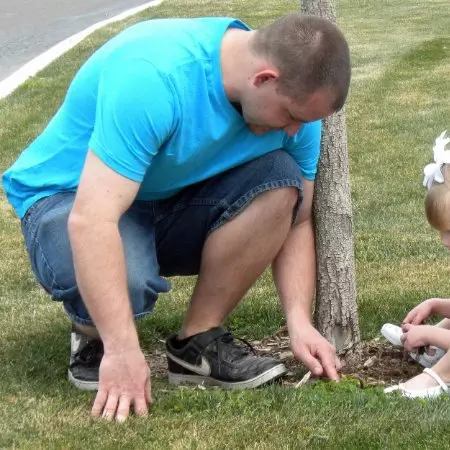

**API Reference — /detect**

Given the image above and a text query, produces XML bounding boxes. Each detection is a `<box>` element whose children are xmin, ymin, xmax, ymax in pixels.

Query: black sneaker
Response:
<box><xmin>67</xmin><ymin>327</ymin><xmax>103</xmax><ymax>391</ymax></box>
<box><xmin>166</xmin><ymin>327</ymin><xmax>287</xmax><ymax>389</ymax></box>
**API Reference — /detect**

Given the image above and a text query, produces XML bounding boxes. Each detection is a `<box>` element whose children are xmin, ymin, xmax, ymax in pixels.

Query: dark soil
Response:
<box><xmin>253</xmin><ymin>334</ymin><xmax>422</xmax><ymax>387</ymax></box>
<box><xmin>145</xmin><ymin>332</ymin><xmax>422</xmax><ymax>387</ymax></box>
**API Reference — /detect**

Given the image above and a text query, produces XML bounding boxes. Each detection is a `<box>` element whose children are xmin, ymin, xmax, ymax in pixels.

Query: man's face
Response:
<box><xmin>240</xmin><ymin>71</ymin><xmax>334</xmax><ymax>137</ymax></box>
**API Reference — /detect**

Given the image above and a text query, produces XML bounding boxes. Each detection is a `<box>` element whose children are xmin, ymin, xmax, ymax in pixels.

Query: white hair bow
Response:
<box><xmin>423</xmin><ymin>131</ymin><xmax>450</xmax><ymax>190</ymax></box>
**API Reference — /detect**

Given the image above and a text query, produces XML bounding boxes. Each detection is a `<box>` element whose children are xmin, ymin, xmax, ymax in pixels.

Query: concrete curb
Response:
<box><xmin>0</xmin><ymin>0</ymin><xmax>164</xmax><ymax>100</ymax></box>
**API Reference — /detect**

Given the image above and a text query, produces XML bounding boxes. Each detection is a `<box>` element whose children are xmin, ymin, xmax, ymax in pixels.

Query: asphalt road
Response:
<box><xmin>0</xmin><ymin>0</ymin><xmax>152</xmax><ymax>81</ymax></box>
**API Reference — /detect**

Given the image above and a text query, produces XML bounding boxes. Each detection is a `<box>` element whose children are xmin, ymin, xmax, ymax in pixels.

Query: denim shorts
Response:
<box><xmin>20</xmin><ymin>149</ymin><xmax>303</xmax><ymax>326</ymax></box>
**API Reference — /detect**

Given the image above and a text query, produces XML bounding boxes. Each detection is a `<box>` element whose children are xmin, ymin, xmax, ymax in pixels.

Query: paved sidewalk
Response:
<box><xmin>0</xmin><ymin>0</ymin><xmax>157</xmax><ymax>81</ymax></box>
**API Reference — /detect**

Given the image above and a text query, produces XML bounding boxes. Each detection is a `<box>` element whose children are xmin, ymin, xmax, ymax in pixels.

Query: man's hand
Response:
<box><xmin>289</xmin><ymin>323</ymin><xmax>341</xmax><ymax>381</ymax></box>
<box><xmin>92</xmin><ymin>348</ymin><xmax>151</xmax><ymax>422</ymax></box>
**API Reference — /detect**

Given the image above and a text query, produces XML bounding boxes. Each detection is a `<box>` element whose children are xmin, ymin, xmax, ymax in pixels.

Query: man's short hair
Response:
<box><xmin>252</xmin><ymin>13</ymin><xmax>351</xmax><ymax>111</ymax></box>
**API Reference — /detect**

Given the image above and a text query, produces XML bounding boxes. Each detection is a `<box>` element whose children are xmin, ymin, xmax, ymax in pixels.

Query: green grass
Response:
<box><xmin>1</xmin><ymin>0</ymin><xmax>450</xmax><ymax>447</ymax></box>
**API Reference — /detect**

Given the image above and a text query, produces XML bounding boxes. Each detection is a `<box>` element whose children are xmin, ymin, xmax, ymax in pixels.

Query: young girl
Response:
<box><xmin>384</xmin><ymin>131</ymin><xmax>450</xmax><ymax>398</ymax></box>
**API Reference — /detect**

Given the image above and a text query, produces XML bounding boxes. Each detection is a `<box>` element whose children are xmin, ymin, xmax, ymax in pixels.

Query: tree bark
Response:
<box><xmin>301</xmin><ymin>0</ymin><xmax>360</xmax><ymax>351</ymax></box>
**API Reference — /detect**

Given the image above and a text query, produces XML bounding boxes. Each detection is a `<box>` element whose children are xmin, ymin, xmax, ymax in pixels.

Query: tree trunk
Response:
<box><xmin>301</xmin><ymin>0</ymin><xmax>360</xmax><ymax>351</ymax></box>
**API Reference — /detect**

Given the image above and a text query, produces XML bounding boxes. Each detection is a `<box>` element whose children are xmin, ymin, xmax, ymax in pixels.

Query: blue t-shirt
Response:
<box><xmin>2</xmin><ymin>17</ymin><xmax>321</xmax><ymax>219</ymax></box>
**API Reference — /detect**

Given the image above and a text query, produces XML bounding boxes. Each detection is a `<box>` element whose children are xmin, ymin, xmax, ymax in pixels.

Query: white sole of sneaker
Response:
<box><xmin>168</xmin><ymin>364</ymin><xmax>288</xmax><ymax>389</ymax></box>
<box><xmin>68</xmin><ymin>370</ymin><xmax>99</xmax><ymax>391</ymax></box>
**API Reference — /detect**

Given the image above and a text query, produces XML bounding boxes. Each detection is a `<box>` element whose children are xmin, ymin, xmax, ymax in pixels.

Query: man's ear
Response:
<box><xmin>253</xmin><ymin>69</ymin><xmax>279</xmax><ymax>87</ymax></box>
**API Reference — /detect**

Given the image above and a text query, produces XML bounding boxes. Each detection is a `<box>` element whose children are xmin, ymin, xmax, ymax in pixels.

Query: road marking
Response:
<box><xmin>0</xmin><ymin>0</ymin><xmax>164</xmax><ymax>100</ymax></box>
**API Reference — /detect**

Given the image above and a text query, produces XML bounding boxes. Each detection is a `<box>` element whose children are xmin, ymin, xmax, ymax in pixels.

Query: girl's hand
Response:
<box><xmin>400</xmin><ymin>324</ymin><xmax>434</xmax><ymax>351</ymax></box>
<box><xmin>403</xmin><ymin>299</ymin><xmax>437</xmax><ymax>325</ymax></box>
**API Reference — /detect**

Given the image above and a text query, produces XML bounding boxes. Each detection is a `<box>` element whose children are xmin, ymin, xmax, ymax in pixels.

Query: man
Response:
<box><xmin>2</xmin><ymin>12</ymin><xmax>350</xmax><ymax>422</ymax></box>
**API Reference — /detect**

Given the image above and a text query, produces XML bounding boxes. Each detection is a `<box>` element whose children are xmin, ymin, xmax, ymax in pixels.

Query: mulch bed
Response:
<box><xmin>145</xmin><ymin>330</ymin><xmax>422</xmax><ymax>387</ymax></box>
<box><xmin>248</xmin><ymin>330</ymin><xmax>422</xmax><ymax>387</ymax></box>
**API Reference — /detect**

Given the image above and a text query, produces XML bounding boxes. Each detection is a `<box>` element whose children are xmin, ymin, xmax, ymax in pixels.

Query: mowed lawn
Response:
<box><xmin>1</xmin><ymin>0</ymin><xmax>450</xmax><ymax>448</ymax></box>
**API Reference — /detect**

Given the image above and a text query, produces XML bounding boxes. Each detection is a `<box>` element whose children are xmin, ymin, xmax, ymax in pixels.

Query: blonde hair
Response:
<box><xmin>425</xmin><ymin>164</ymin><xmax>450</xmax><ymax>230</ymax></box>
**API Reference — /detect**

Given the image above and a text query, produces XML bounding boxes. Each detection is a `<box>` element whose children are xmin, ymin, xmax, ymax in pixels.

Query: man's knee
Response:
<box><xmin>263</xmin><ymin>186</ymin><xmax>299</xmax><ymax>209</ymax></box>
<box><xmin>254</xmin><ymin>186</ymin><xmax>300</xmax><ymax>225</ymax></box>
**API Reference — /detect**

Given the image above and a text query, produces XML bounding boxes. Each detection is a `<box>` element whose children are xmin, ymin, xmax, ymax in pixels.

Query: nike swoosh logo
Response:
<box><xmin>71</xmin><ymin>334</ymin><xmax>82</xmax><ymax>353</ymax></box>
<box><xmin>167</xmin><ymin>352</ymin><xmax>211</xmax><ymax>376</ymax></box>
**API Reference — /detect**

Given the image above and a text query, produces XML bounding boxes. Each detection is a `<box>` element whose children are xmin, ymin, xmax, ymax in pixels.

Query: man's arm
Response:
<box><xmin>68</xmin><ymin>150</ymin><xmax>150</xmax><ymax>421</ymax></box>
<box><xmin>272</xmin><ymin>179</ymin><xmax>340</xmax><ymax>380</ymax></box>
